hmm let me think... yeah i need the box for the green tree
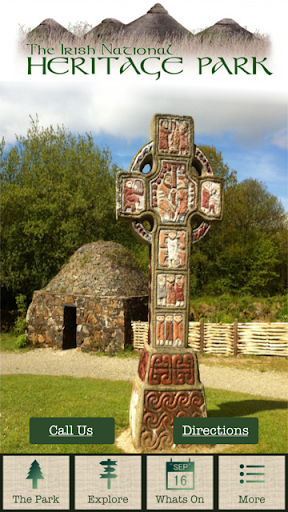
[1,117,144,305]
[191,177,287,296]
[26,460,44,489]
[197,144,238,190]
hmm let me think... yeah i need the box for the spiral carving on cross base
[141,390,205,450]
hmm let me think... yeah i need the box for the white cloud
[1,81,286,148]
[270,128,287,150]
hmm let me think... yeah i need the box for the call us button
[30,418,114,444]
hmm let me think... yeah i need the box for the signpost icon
[99,459,117,489]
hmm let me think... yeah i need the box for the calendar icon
[166,459,195,490]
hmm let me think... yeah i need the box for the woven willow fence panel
[237,323,288,356]
[132,321,149,350]
[132,321,288,356]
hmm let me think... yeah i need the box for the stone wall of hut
[26,291,148,353]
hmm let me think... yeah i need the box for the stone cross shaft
[117,114,223,349]
[116,114,223,450]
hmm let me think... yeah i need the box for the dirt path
[1,348,287,400]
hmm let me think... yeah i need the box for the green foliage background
[1,118,148,306]
[191,146,287,297]
[1,119,287,307]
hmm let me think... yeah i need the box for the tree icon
[100,459,117,489]
[26,460,44,489]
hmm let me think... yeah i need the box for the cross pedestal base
[129,344,207,451]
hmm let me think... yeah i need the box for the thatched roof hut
[85,18,125,40]
[195,18,255,42]
[124,3,192,41]
[27,18,75,42]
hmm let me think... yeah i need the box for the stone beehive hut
[26,241,148,352]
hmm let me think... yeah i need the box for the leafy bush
[276,304,288,322]
[190,295,288,323]
[13,294,27,334]
[15,334,27,349]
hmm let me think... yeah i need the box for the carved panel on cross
[200,181,222,217]
[148,353,195,386]
[158,229,186,268]
[158,118,191,156]
[150,161,197,223]
[121,177,145,214]
[156,313,184,347]
[157,273,185,307]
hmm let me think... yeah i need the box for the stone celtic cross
[116,114,223,450]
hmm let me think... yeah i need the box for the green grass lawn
[1,332,33,352]
[1,375,287,454]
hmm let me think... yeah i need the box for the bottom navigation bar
[1,455,286,511]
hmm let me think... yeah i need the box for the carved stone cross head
[116,114,223,350]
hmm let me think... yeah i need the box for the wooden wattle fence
[132,319,288,356]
